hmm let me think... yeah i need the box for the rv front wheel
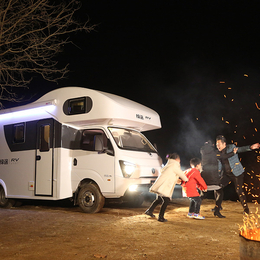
[78,183,105,213]
[0,186,15,208]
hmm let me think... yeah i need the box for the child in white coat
[144,153,188,222]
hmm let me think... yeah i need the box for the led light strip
[0,100,56,120]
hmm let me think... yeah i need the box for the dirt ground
[0,198,257,260]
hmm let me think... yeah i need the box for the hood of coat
[161,159,180,173]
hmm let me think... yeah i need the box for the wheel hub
[83,191,95,207]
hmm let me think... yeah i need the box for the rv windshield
[108,127,157,153]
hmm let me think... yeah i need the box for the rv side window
[68,97,86,115]
[81,129,112,152]
[63,96,93,115]
[13,123,25,143]
[39,124,50,152]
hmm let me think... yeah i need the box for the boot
[158,217,167,222]
[144,209,155,218]
[243,207,249,215]
[213,207,225,218]
[211,206,223,212]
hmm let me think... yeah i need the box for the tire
[0,186,15,209]
[78,183,105,213]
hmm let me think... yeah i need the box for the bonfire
[239,206,260,241]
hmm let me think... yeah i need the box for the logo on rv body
[136,114,144,120]
[136,114,152,120]
[10,158,19,164]
[0,159,8,165]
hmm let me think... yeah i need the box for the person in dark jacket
[201,140,221,188]
[215,135,260,217]
[200,140,238,217]
[200,140,237,188]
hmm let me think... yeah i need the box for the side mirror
[105,149,114,156]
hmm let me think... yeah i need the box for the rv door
[35,119,54,196]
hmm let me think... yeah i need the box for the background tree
[0,0,94,108]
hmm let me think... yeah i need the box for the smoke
[139,60,260,170]
[175,115,209,162]
[155,61,230,166]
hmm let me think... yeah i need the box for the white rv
[0,87,162,213]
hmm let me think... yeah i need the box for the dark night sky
[11,1,260,182]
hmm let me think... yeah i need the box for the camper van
[0,87,162,213]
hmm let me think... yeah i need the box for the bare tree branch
[0,0,95,108]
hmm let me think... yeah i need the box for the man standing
[214,135,260,217]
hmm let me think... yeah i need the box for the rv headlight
[119,160,136,178]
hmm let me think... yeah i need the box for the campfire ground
[1,198,256,260]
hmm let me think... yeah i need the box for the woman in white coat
[145,153,188,222]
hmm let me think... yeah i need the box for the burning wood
[239,206,260,242]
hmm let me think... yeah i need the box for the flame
[239,206,260,241]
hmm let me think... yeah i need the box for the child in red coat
[182,158,207,219]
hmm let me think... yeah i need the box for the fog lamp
[129,184,138,192]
